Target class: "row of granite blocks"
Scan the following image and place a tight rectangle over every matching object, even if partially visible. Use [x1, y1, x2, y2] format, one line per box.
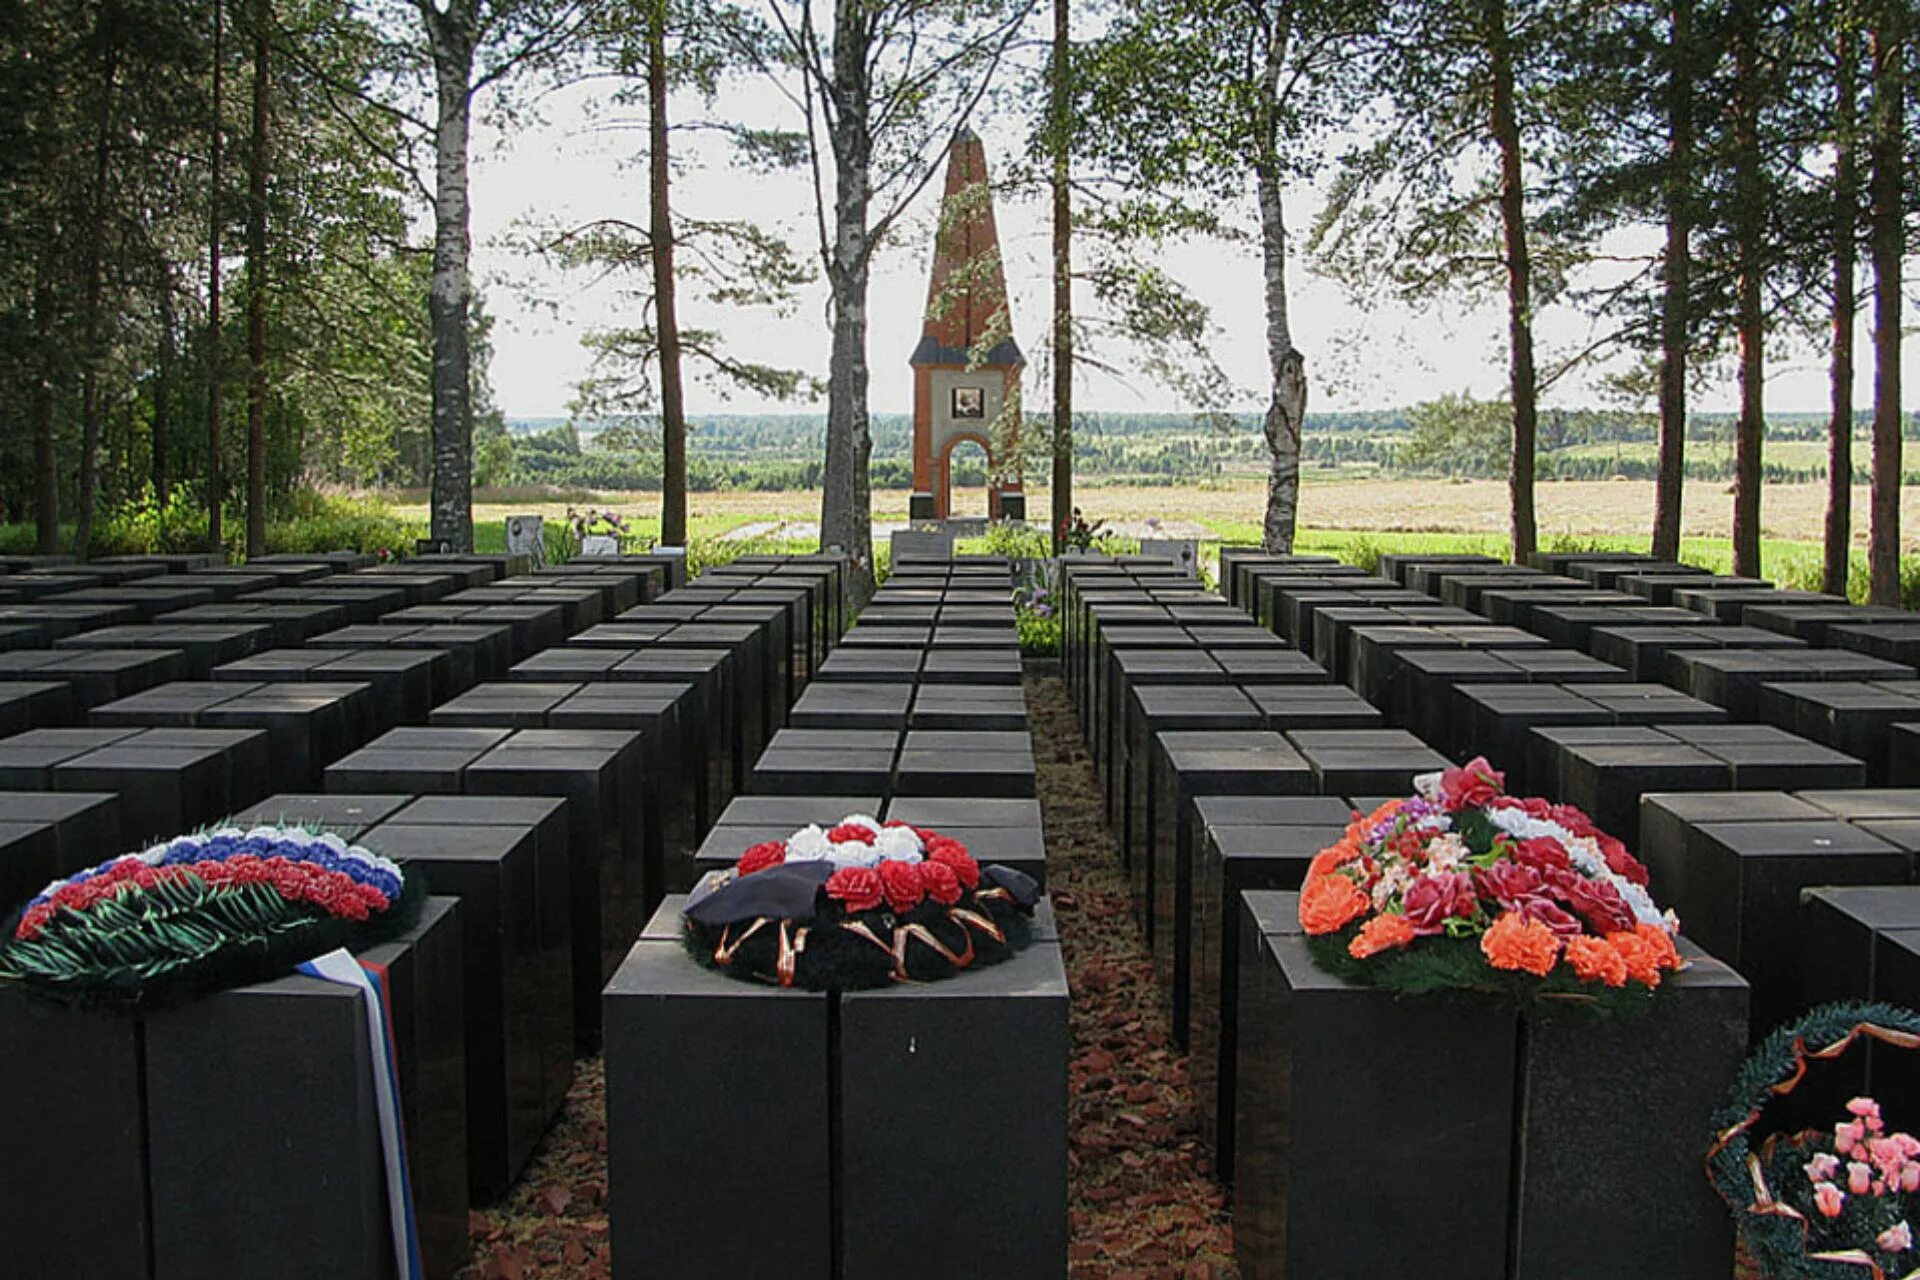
[1058, 553, 1753, 1280]
[601, 554, 1070, 1280]
[0, 549, 853, 1280]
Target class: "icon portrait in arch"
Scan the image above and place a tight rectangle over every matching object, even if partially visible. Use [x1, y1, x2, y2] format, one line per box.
[951, 386, 986, 420]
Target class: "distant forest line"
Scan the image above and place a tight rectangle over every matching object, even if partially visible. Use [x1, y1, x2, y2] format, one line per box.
[491, 407, 1920, 493]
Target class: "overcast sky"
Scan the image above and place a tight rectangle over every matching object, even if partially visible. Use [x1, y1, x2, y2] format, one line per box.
[468, 78, 1912, 422]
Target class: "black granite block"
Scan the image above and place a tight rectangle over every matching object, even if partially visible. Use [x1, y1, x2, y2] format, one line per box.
[431, 681, 578, 728]
[193, 682, 376, 791]
[467, 728, 648, 1042]
[52, 726, 271, 840]
[1798, 887, 1920, 1040]
[1636, 790, 1822, 906]
[1286, 728, 1451, 798]
[145, 974, 387, 1278]
[0, 647, 191, 709]
[1744, 603, 1907, 643]
[510, 646, 626, 682]
[549, 683, 697, 894]
[156, 601, 350, 645]
[842, 623, 932, 648]
[1664, 722, 1867, 791]
[605, 928, 832, 1280]
[1683, 820, 1908, 1035]
[1872, 930, 1920, 1124]
[0, 819, 58, 918]
[1539, 727, 1729, 843]
[751, 727, 900, 796]
[312, 623, 513, 692]
[1456, 685, 1612, 790]
[366, 815, 572, 1199]
[0, 679, 72, 733]
[57, 622, 274, 678]
[1829, 621, 1920, 668]
[1242, 683, 1382, 734]
[791, 680, 912, 729]
[838, 937, 1069, 1280]
[0, 789, 121, 881]
[1149, 731, 1313, 1045]
[227, 791, 412, 840]
[1674, 647, 1914, 719]
[0, 992, 149, 1278]
[218, 648, 444, 730]
[1125, 686, 1264, 869]
[918, 647, 1022, 685]
[351, 895, 470, 1280]
[1588, 626, 1730, 682]
[1895, 725, 1920, 786]
[1512, 948, 1748, 1279]
[908, 684, 1027, 730]
[1234, 894, 1515, 1278]
[324, 725, 510, 795]
[817, 648, 922, 682]
[895, 728, 1036, 798]
[1754, 680, 1920, 784]
[1192, 815, 1347, 1178]
[882, 796, 1042, 831]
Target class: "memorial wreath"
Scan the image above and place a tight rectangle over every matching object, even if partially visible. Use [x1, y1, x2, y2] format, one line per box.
[0, 825, 422, 1009]
[1710, 1002, 1920, 1280]
[683, 814, 1038, 989]
[1300, 756, 1683, 1012]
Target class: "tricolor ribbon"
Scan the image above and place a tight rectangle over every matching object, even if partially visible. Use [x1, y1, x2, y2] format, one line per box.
[299, 947, 426, 1280]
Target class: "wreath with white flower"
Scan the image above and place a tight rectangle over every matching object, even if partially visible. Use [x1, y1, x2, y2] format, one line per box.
[682, 814, 1039, 989]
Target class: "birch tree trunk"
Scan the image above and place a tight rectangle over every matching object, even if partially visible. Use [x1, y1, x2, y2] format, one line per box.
[1731, 2, 1765, 580]
[1049, 0, 1072, 555]
[425, 1, 477, 553]
[650, 0, 689, 547]
[1256, 23, 1305, 554]
[1825, 21, 1856, 597]
[1867, 2, 1904, 604]
[245, 0, 271, 559]
[1487, 0, 1538, 566]
[819, 0, 875, 603]
[1652, 0, 1691, 562]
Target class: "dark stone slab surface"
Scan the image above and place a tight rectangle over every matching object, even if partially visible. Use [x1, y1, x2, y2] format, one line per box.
[895, 728, 1036, 798]
[791, 680, 912, 729]
[1286, 727, 1451, 798]
[324, 725, 511, 795]
[56, 622, 274, 678]
[1754, 679, 1920, 783]
[750, 727, 900, 796]
[605, 926, 832, 1280]
[1235, 893, 1515, 1278]
[0, 647, 191, 709]
[839, 935, 1068, 1280]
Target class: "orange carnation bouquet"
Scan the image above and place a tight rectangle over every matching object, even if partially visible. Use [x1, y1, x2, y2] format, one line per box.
[1299, 757, 1684, 1009]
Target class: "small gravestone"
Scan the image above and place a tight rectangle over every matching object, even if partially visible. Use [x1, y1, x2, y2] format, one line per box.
[579, 533, 619, 557]
[505, 515, 547, 569]
[890, 528, 954, 562]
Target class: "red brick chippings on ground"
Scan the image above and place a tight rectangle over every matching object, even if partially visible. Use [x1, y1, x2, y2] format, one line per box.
[1026, 673, 1241, 1280]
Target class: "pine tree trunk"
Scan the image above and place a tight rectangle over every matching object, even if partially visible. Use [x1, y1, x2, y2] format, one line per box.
[74, 0, 121, 560]
[1731, 5, 1765, 580]
[1867, 4, 1904, 604]
[207, 0, 225, 554]
[1488, 0, 1538, 566]
[1825, 22, 1857, 598]
[1652, 0, 1691, 561]
[819, 0, 875, 603]
[31, 269, 59, 555]
[1050, 0, 1072, 555]
[154, 260, 174, 503]
[426, 2, 476, 553]
[650, 0, 688, 548]
[245, 0, 270, 559]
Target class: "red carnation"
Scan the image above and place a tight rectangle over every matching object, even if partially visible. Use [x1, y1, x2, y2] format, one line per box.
[920, 860, 963, 906]
[878, 859, 926, 914]
[927, 843, 980, 890]
[826, 823, 877, 845]
[1439, 757, 1504, 811]
[1549, 804, 1596, 837]
[736, 841, 787, 876]
[1549, 869, 1638, 934]
[1513, 837, 1571, 873]
[826, 866, 885, 913]
[1597, 833, 1650, 886]
[1401, 870, 1477, 935]
[1475, 860, 1543, 909]
[1518, 896, 1584, 936]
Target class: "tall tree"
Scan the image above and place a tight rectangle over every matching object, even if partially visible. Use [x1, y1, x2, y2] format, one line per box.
[1729, 0, 1767, 578]
[646, 0, 688, 547]
[756, 0, 1030, 603]
[1049, 0, 1071, 555]
[1866, 0, 1904, 604]
[1653, 0, 1695, 561]
[74, 0, 125, 558]
[1825, 13, 1859, 596]
[245, 0, 270, 558]
[208, 0, 226, 553]
[1486, 0, 1539, 563]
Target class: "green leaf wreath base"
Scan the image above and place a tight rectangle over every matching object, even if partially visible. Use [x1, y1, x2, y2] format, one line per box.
[1306, 928, 1664, 1018]
[0, 869, 426, 1013]
[683, 887, 1034, 990]
[1708, 1001, 1920, 1280]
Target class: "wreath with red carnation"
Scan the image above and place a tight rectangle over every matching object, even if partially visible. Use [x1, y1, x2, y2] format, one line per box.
[682, 815, 1038, 989]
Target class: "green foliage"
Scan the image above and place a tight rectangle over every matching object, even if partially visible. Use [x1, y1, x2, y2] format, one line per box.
[1397, 395, 1515, 477]
[1016, 607, 1061, 658]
